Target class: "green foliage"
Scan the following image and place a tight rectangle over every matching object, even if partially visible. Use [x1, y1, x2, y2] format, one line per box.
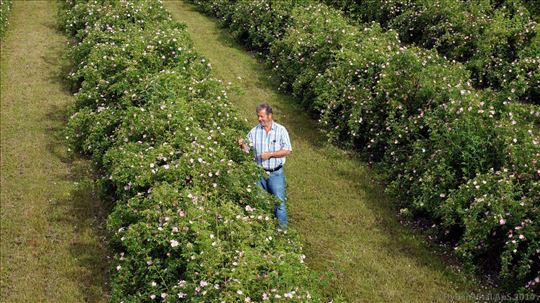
[467, 3, 538, 97]
[322, 0, 540, 105]
[227, 0, 308, 51]
[313, 25, 401, 147]
[59, 0, 331, 301]
[0, 0, 12, 39]
[269, 4, 356, 109]
[189, 0, 540, 298]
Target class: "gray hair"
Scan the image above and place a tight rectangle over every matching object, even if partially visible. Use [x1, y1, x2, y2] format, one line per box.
[256, 102, 273, 114]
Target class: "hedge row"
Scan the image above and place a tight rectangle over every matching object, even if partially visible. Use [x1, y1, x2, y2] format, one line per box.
[0, 0, 12, 39]
[59, 1, 331, 302]
[188, 0, 540, 298]
[320, 0, 540, 105]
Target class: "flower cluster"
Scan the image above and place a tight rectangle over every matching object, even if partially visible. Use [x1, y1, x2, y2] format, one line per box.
[189, 0, 539, 298]
[59, 0, 332, 301]
[322, 0, 540, 105]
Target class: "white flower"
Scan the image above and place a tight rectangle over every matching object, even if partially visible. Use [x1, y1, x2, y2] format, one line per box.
[499, 218, 506, 225]
[170, 239, 179, 247]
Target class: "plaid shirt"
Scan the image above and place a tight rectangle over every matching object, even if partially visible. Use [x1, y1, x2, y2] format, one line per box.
[246, 121, 292, 170]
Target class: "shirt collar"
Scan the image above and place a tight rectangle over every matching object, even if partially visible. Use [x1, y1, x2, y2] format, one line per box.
[258, 121, 275, 131]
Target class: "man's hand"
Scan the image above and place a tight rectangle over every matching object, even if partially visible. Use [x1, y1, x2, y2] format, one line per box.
[237, 138, 249, 153]
[260, 151, 272, 160]
[260, 149, 291, 160]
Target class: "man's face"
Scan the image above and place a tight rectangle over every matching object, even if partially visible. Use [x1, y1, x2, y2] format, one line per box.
[257, 109, 272, 128]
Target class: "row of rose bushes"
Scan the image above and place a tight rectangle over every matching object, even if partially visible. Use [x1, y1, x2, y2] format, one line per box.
[321, 0, 540, 105]
[0, 0, 12, 39]
[58, 0, 332, 302]
[188, 0, 539, 298]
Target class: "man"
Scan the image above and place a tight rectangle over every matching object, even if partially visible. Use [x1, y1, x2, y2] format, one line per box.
[238, 102, 292, 230]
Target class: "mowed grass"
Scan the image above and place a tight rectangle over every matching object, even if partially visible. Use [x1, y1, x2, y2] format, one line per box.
[164, 1, 488, 302]
[0, 1, 109, 302]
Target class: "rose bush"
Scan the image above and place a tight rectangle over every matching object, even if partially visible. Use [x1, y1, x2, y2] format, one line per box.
[268, 4, 356, 109]
[60, 0, 335, 301]
[321, 0, 540, 105]
[189, 0, 539, 298]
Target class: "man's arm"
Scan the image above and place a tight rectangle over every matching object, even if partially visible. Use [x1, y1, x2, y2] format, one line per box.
[260, 126, 292, 160]
[260, 149, 291, 160]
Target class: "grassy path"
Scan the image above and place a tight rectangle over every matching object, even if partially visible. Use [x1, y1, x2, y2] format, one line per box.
[164, 1, 482, 302]
[0, 1, 109, 302]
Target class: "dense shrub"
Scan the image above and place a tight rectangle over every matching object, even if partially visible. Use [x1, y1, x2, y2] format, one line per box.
[0, 0, 12, 39]
[467, 3, 538, 100]
[228, 0, 311, 51]
[321, 0, 540, 105]
[499, 23, 540, 105]
[312, 24, 401, 147]
[60, 0, 333, 301]
[189, 0, 540, 298]
[269, 4, 356, 109]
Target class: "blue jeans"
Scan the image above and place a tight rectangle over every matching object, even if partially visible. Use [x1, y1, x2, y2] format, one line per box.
[256, 167, 288, 229]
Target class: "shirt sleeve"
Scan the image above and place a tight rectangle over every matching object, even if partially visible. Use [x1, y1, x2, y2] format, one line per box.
[246, 129, 254, 147]
[280, 127, 292, 151]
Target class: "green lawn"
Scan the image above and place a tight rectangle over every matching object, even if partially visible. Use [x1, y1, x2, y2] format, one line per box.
[0, 1, 109, 302]
[163, 1, 488, 302]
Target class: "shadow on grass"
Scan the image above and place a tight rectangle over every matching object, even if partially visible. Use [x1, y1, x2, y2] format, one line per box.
[171, 1, 482, 297]
[41, 27, 112, 302]
[328, 149, 478, 283]
[41, 18, 79, 95]
[44, 101, 112, 303]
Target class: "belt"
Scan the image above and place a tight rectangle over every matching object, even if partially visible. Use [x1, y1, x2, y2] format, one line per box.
[264, 164, 283, 172]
